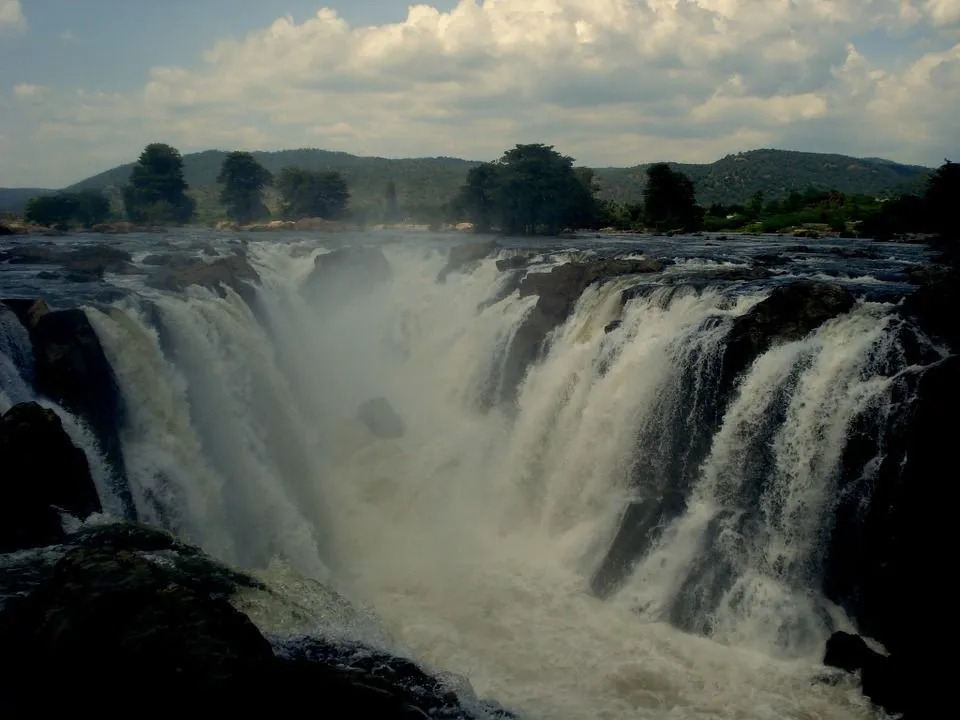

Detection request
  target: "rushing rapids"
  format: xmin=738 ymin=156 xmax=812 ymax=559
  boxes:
xmin=0 ymin=229 xmax=947 ymax=718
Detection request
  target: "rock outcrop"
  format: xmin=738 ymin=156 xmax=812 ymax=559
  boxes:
xmin=0 ymin=524 xmax=513 ymax=717
xmin=719 ymin=281 xmax=855 ymax=397
xmin=358 ymin=397 xmax=406 ymax=439
xmin=438 ymin=240 xmax=500 ymax=282
xmin=0 ymin=402 xmax=100 ymax=552
xmin=147 ymin=253 xmax=259 ymax=303
xmin=0 ymin=244 xmax=139 ymax=277
xmin=302 ymin=245 xmax=391 ymax=303
xmin=0 ymin=298 xmax=131 ymax=515
xmin=823 ymin=632 xmax=907 ymax=716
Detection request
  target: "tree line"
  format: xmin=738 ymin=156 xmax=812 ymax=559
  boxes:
xmin=24 ymin=143 xmax=351 ymax=228
xmin=19 ymin=140 xmax=958 ymax=244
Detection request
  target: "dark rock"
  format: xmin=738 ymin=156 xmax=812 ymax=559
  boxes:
xmin=36 ymin=270 xmax=59 ymax=280
xmin=720 ymin=281 xmax=855 ymax=396
xmin=604 ymin=319 xmax=622 ymax=333
xmin=711 ymin=266 xmax=772 ymax=281
xmin=495 ymin=254 xmax=530 ymax=272
xmin=753 ymin=253 xmax=789 ymax=267
xmin=358 ymin=397 xmax=405 ymax=439
xmin=828 ymin=246 xmax=880 ymax=260
xmin=302 ymin=245 xmax=391 ymax=302
xmin=0 ymin=540 xmax=512 ymax=716
xmin=140 ymin=252 xmax=177 ymax=265
xmin=900 ymin=268 xmax=960 ymax=351
xmin=0 ymin=547 xmax=274 ymax=710
xmin=147 ymin=253 xmax=259 ymax=303
xmin=0 ymin=224 xmax=13 ymax=236
xmin=65 ymin=269 xmax=102 ymax=283
xmin=90 ymin=221 xmax=138 ymax=233
xmin=0 ymin=402 xmax=100 ymax=552
xmin=823 ymin=632 xmax=906 ymax=715
xmin=63 ymin=244 xmax=138 ymax=275
xmin=1 ymin=301 xmax=132 ymax=515
xmin=438 ymin=240 xmax=499 ymax=282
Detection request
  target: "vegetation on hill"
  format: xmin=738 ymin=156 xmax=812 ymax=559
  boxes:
xmin=217 ymin=152 xmax=272 ymax=224
xmin=23 ymin=190 xmax=112 ymax=230
xmin=275 ymin=167 xmax=349 ymax=220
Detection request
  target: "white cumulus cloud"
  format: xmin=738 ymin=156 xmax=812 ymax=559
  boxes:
xmin=13 ymin=83 xmax=46 ymax=99
xmin=2 ymin=0 xmax=959 ymax=186
xmin=0 ymin=0 xmax=25 ymax=32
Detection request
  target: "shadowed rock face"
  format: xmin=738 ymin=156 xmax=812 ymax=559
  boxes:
xmin=147 ymin=253 xmax=260 ymax=303
xmin=0 ymin=244 xmax=139 ymax=278
xmin=0 ymin=529 xmax=514 ymax=717
xmin=0 ymin=402 xmax=100 ymax=552
xmin=719 ymin=281 xmax=855 ymax=398
xmin=438 ymin=240 xmax=500 ymax=282
xmin=358 ymin=397 xmax=406 ymax=439
xmin=302 ymin=245 xmax=391 ymax=303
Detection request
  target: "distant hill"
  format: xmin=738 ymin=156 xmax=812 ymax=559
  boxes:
xmin=0 ymin=147 xmax=931 ymax=222
xmin=0 ymin=187 xmax=56 ymax=215
xmin=593 ymin=149 xmax=931 ymax=206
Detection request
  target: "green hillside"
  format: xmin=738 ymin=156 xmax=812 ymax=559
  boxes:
xmin=0 ymin=147 xmax=931 ymax=223
xmin=0 ymin=188 xmax=56 ymax=215
xmin=593 ymin=149 xmax=931 ymax=206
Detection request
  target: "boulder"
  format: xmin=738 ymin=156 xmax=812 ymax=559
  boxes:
xmin=0 ymin=224 xmax=12 ymax=236
xmin=495 ymin=254 xmax=531 ymax=272
xmin=438 ymin=240 xmax=500 ymax=282
xmin=900 ymin=268 xmax=960 ymax=352
xmin=0 ymin=402 xmax=100 ymax=552
xmin=0 ymin=402 xmax=102 ymax=552
xmin=302 ymin=245 xmax=391 ymax=302
xmin=719 ymin=281 xmax=855 ymax=396
xmin=358 ymin=397 xmax=405 ymax=439
xmin=147 ymin=253 xmax=259 ymax=302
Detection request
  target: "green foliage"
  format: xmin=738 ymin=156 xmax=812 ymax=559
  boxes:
xmin=276 ymin=166 xmax=349 ymax=219
xmin=123 ymin=144 xmax=196 ymax=224
xmin=217 ymin=151 xmax=272 ymax=223
xmin=643 ymin=164 xmax=703 ymax=231
xmin=453 ymin=144 xmax=597 ymax=235
xmin=24 ymin=190 xmax=111 ymax=229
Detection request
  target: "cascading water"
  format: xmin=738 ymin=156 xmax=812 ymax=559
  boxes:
xmin=2 ymin=231 xmax=930 ymax=718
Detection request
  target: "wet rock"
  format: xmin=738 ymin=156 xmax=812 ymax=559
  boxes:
xmin=719 ymin=281 xmax=855 ymax=396
xmin=302 ymin=245 xmax=391 ymax=302
xmin=36 ymin=270 xmax=59 ymax=280
xmin=604 ymin=319 xmax=622 ymax=334
xmin=0 ymin=224 xmax=13 ymax=236
xmin=495 ymin=254 xmax=531 ymax=272
xmin=147 ymin=253 xmax=259 ymax=302
xmin=1 ymin=301 xmax=131 ymax=514
xmin=140 ymin=252 xmax=177 ymax=266
xmin=0 ymin=244 xmax=138 ymax=274
xmin=358 ymin=397 xmax=405 ymax=439
xmin=828 ymin=246 xmax=880 ymax=260
xmin=0 ymin=547 xmax=274 ymax=710
xmin=900 ymin=268 xmax=960 ymax=351
xmin=0 ymin=402 xmax=100 ymax=552
xmin=710 ymin=266 xmax=773 ymax=281
xmin=823 ymin=632 xmax=906 ymax=715
xmin=438 ymin=240 xmax=500 ymax=282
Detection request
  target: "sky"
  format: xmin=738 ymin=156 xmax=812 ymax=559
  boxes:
xmin=1 ymin=0 xmax=958 ymax=188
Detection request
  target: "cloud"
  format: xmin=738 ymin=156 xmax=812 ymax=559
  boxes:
xmin=2 ymin=0 xmax=959 ymax=186
xmin=0 ymin=0 xmax=25 ymax=32
xmin=59 ymin=30 xmax=77 ymax=42
xmin=13 ymin=83 xmax=47 ymax=99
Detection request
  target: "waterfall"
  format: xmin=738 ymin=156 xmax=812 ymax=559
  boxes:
xmin=5 ymin=233 xmax=926 ymax=719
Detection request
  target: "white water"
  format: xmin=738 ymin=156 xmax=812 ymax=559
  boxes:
xmin=27 ymin=238 xmax=902 ymax=718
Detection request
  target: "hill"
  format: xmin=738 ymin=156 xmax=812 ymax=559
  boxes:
xmin=1 ymin=147 xmax=931 ymax=222
xmin=0 ymin=188 xmax=57 ymax=215
xmin=593 ymin=149 xmax=931 ymax=206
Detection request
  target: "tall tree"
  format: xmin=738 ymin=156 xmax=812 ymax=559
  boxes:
xmin=276 ymin=167 xmax=350 ymax=219
xmin=454 ymin=144 xmax=598 ymax=235
xmin=122 ymin=143 xmax=195 ymax=224
xmin=217 ymin=151 xmax=272 ymax=223
xmin=642 ymin=163 xmax=703 ymax=231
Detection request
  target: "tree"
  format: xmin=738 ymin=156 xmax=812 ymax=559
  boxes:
xmin=642 ymin=163 xmax=703 ymax=231
xmin=454 ymin=144 xmax=598 ymax=235
xmin=276 ymin=167 xmax=349 ymax=219
xmin=925 ymin=159 xmax=960 ymax=240
xmin=216 ymin=151 xmax=272 ymax=223
xmin=384 ymin=181 xmax=399 ymax=222
xmin=123 ymin=143 xmax=195 ymax=224
xmin=24 ymin=190 xmax=111 ymax=229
